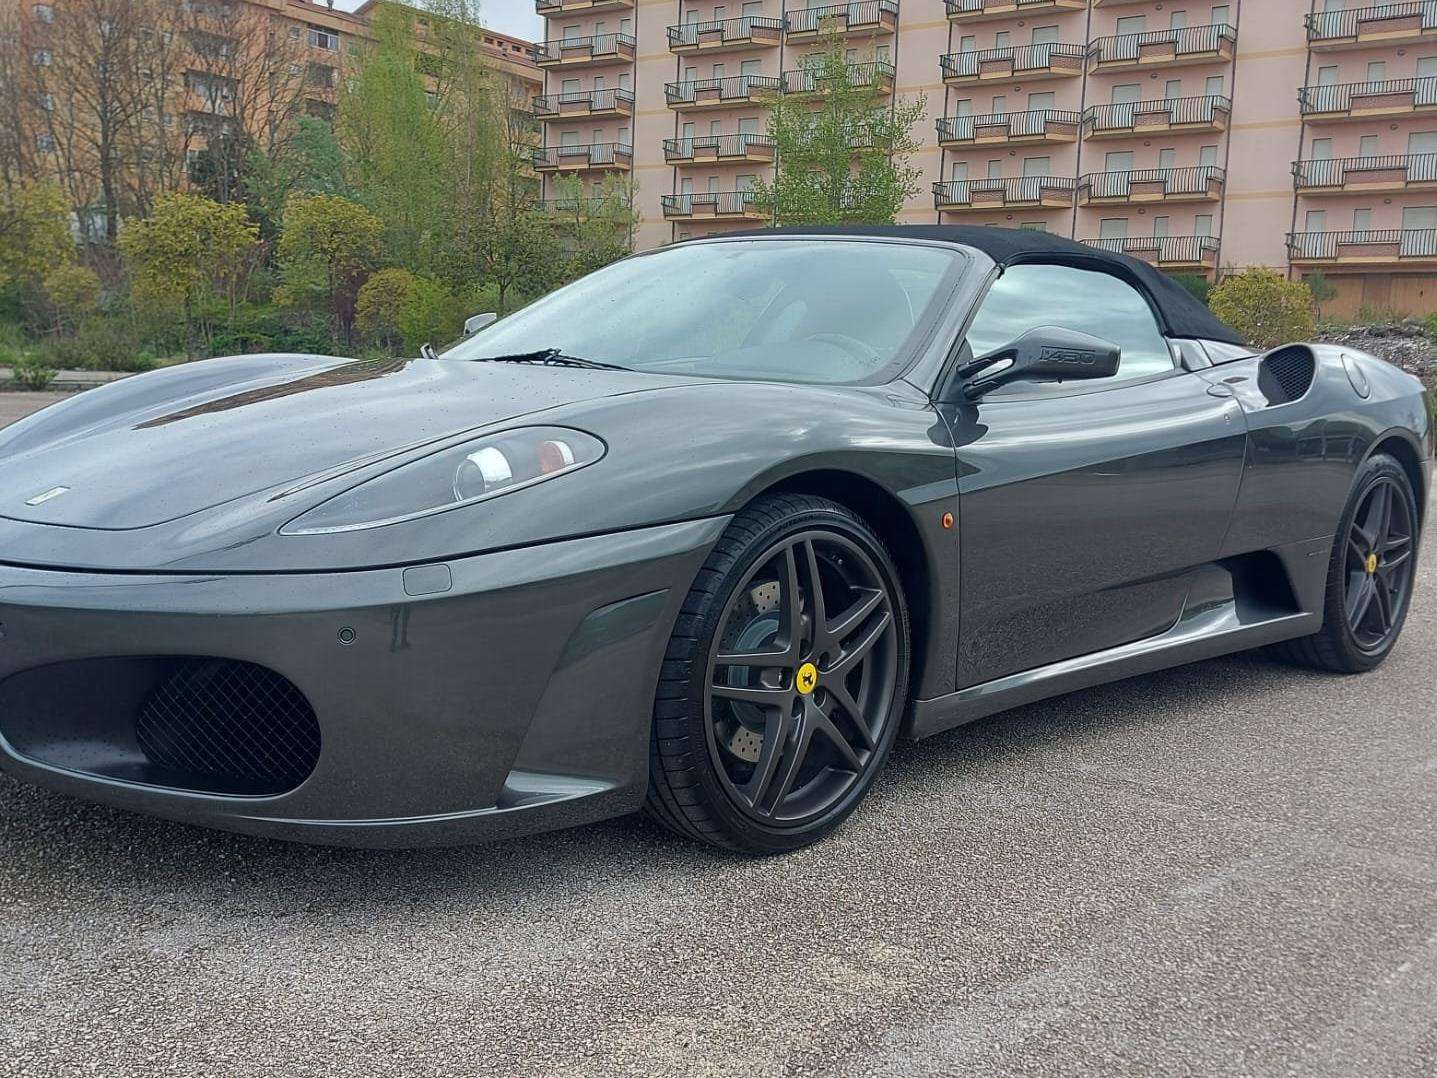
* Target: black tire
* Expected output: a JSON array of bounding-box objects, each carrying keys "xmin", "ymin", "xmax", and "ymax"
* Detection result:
[
  {"xmin": 1274, "ymin": 452, "xmax": 1420, "ymax": 673},
  {"xmin": 645, "ymin": 494, "xmax": 911, "ymax": 853}
]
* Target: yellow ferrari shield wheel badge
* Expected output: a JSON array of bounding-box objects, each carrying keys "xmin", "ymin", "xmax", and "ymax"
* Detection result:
[
  {"xmin": 1366, "ymin": 552, "xmax": 1379, "ymax": 575},
  {"xmin": 795, "ymin": 661, "xmax": 819, "ymax": 695}
]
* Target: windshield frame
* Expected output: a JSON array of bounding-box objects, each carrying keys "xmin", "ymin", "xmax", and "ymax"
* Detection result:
[{"xmin": 442, "ymin": 235, "xmax": 976, "ymax": 388}]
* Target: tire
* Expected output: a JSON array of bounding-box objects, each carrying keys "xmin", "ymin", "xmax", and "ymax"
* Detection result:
[
  {"xmin": 1274, "ymin": 452, "xmax": 1420, "ymax": 673},
  {"xmin": 645, "ymin": 494, "xmax": 911, "ymax": 853}
]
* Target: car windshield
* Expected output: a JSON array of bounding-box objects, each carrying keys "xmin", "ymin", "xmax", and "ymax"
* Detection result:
[{"xmin": 442, "ymin": 238, "xmax": 965, "ymax": 384}]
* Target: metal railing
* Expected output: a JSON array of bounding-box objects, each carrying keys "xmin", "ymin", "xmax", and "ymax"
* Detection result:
[
  {"xmin": 537, "ymin": 0, "xmax": 632, "ymax": 10},
  {"xmin": 787, "ymin": 0, "xmax": 898, "ymax": 34},
  {"xmin": 1079, "ymin": 165, "xmax": 1225, "ymax": 199},
  {"xmin": 665, "ymin": 73, "xmax": 783, "ymax": 104},
  {"xmin": 531, "ymin": 33, "xmax": 636, "ymax": 63},
  {"xmin": 1307, "ymin": 1, "xmax": 1437, "ymax": 42},
  {"xmin": 1082, "ymin": 235, "xmax": 1219, "ymax": 263},
  {"xmin": 664, "ymin": 133, "xmax": 776, "ymax": 159},
  {"xmin": 1287, "ymin": 229, "xmax": 1437, "ymax": 258},
  {"xmin": 940, "ymin": 42, "xmax": 1086, "ymax": 79},
  {"xmin": 532, "ymin": 88, "xmax": 634, "ymax": 115},
  {"xmin": 666, "ymin": 15, "xmax": 783, "ymax": 47},
  {"xmin": 783, "ymin": 61, "xmax": 895, "ymax": 92},
  {"xmin": 1293, "ymin": 152, "xmax": 1437, "ymax": 187},
  {"xmin": 946, "ymin": 0, "xmax": 1074, "ymax": 14},
  {"xmin": 1084, "ymin": 95, "xmax": 1231, "ymax": 132},
  {"xmin": 532, "ymin": 142, "xmax": 633, "ymax": 168},
  {"xmin": 933, "ymin": 175, "xmax": 1076, "ymax": 205},
  {"xmin": 1299, "ymin": 76, "xmax": 1437, "ymax": 113},
  {"xmin": 662, "ymin": 190, "xmax": 760, "ymax": 215},
  {"xmin": 937, "ymin": 108, "xmax": 1081, "ymax": 142},
  {"xmin": 1089, "ymin": 23, "xmax": 1237, "ymax": 64}
]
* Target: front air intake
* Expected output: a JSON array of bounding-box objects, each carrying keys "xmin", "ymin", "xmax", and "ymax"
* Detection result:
[{"xmin": 1257, "ymin": 346, "xmax": 1316, "ymax": 405}]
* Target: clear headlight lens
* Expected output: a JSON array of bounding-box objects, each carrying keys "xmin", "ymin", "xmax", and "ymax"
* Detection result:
[{"xmin": 282, "ymin": 426, "xmax": 605, "ymax": 534}]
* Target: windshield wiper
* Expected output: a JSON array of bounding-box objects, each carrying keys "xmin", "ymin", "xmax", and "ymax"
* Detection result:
[{"xmin": 470, "ymin": 348, "xmax": 634, "ymax": 372}]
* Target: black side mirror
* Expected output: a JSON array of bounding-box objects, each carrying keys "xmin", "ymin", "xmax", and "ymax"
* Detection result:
[{"xmin": 957, "ymin": 326, "xmax": 1122, "ymax": 400}]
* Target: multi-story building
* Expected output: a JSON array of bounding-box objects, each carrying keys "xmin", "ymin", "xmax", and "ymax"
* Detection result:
[{"xmin": 531, "ymin": 0, "xmax": 1437, "ymax": 316}]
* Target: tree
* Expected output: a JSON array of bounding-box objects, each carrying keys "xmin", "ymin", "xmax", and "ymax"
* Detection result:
[
  {"xmin": 0, "ymin": 181, "xmax": 72, "ymax": 291},
  {"xmin": 1305, "ymin": 271, "xmax": 1339, "ymax": 321},
  {"xmin": 751, "ymin": 31, "xmax": 923, "ymax": 225},
  {"xmin": 355, "ymin": 267, "xmax": 417, "ymax": 348},
  {"xmin": 276, "ymin": 194, "xmax": 383, "ymax": 346},
  {"xmin": 119, "ymin": 192, "xmax": 259, "ymax": 353},
  {"xmin": 1209, "ymin": 268, "xmax": 1316, "ymax": 348}
]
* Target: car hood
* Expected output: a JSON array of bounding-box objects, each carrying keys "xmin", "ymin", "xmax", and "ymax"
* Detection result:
[{"xmin": 0, "ymin": 354, "xmax": 701, "ymax": 530}]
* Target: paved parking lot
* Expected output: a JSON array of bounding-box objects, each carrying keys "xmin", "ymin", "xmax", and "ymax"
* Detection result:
[{"xmin": 1, "ymin": 392, "xmax": 1434, "ymax": 1077}]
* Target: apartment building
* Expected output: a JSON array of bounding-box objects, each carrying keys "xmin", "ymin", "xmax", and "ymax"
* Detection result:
[{"xmin": 531, "ymin": 0, "xmax": 1437, "ymax": 316}]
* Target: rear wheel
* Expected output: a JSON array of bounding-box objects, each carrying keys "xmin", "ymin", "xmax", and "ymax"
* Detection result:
[
  {"xmin": 1275, "ymin": 453, "xmax": 1419, "ymax": 673},
  {"xmin": 646, "ymin": 494, "xmax": 910, "ymax": 853}
]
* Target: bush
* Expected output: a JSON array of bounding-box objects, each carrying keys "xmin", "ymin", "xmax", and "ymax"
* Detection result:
[
  {"xmin": 1426, "ymin": 311, "xmax": 1437, "ymax": 341},
  {"xmin": 1169, "ymin": 273, "xmax": 1211, "ymax": 306},
  {"xmin": 1209, "ymin": 268, "xmax": 1316, "ymax": 349},
  {"xmin": 36, "ymin": 318, "xmax": 151, "ymax": 372},
  {"xmin": 355, "ymin": 268, "xmax": 418, "ymax": 349},
  {"xmin": 10, "ymin": 355, "xmax": 56, "ymax": 390}
]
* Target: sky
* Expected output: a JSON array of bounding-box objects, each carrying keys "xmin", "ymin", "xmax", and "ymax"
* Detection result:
[{"xmin": 331, "ymin": 0, "xmax": 544, "ymax": 42}]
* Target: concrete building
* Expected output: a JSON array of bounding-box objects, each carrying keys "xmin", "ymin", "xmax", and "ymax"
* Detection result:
[{"xmin": 531, "ymin": 0, "xmax": 1437, "ymax": 316}]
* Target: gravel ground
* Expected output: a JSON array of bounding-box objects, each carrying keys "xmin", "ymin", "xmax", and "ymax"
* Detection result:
[{"xmin": 2, "ymin": 402, "xmax": 1436, "ymax": 1077}]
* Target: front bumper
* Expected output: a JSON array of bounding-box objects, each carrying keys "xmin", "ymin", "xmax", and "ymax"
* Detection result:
[{"xmin": 0, "ymin": 517, "xmax": 727, "ymax": 847}]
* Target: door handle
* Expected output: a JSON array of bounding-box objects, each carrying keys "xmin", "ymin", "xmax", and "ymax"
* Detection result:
[{"xmin": 1206, "ymin": 384, "xmax": 1235, "ymax": 398}]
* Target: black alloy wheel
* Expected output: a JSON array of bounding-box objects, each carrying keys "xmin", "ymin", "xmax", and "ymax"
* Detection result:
[{"xmin": 647, "ymin": 494, "xmax": 910, "ymax": 852}]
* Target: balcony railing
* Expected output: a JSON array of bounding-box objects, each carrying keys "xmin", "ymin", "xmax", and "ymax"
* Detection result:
[
  {"xmin": 666, "ymin": 15, "xmax": 783, "ymax": 50},
  {"xmin": 1307, "ymin": 2, "xmax": 1437, "ymax": 46},
  {"xmin": 532, "ymin": 33, "xmax": 636, "ymax": 66},
  {"xmin": 1078, "ymin": 165, "xmax": 1225, "ymax": 201},
  {"xmin": 665, "ymin": 73, "xmax": 783, "ymax": 106},
  {"xmin": 933, "ymin": 175, "xmax": 1076, "ymax": 208},
  {"xmin": 536, "ymin": 0, "xmax": 632, "ymax": 12},
  {"xmin": 664, "ymin": 133, "xmax": 776, "ymax": 161},
  {"xmin": 1299, "ymin": 77, "xmax": 1437, "ymax": 115},
  {"xmin": 532, "ymin": 142, "xmax": 633, "ymax": 169},
  {"xmin": 786, "ymin": 0, "xmax": 899, "ymax": 37},
  {"xmin": 532, "ymin": 88, "xmax": 634, "ymax": 117},
  {"xmin": 662, "ymin": 190, "xmax": 763, "ymax": 217},
  {"xmin": 1088, "ymin": 23, "xmax": 1237, "ymax": 66},
  {"xmin": 945, "ymin": 0, "xmax": 1084, "ymax": 18},
  {"xmin": 1287, "ymin": 229, "xmax": 1437, "ymax": 260},
  {"xmin": 1293, "ymin": 153, "xmax": 1437, "ymax": 190},
  {"xmin": 783, "ymin": 61, "xmax": 895, "ymax": 93},
  {"xmin": 1082, "ymin": 235, "xmax": 1220, "ymax": 266},
  {"xmin": 1084, "ymin": 95, "xmax": 1231, "ymax": 135},
  {"xmin": 937, "ymin": 108, "xmax": 1081, "ymax": 143},
  {"xmin": 940, "ymin": 42, "xmax": 1087, "ymax": 81}
]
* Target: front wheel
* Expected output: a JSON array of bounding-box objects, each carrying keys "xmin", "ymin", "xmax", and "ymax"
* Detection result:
[{"xmin": 646, "ymin": 494, "xmax": 911, "ymax": 853}]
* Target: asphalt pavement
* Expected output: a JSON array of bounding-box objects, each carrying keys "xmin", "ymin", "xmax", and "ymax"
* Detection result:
[{"xmin": 1, "ymin": 392, "xmax": 1434, "ymax": 1077}]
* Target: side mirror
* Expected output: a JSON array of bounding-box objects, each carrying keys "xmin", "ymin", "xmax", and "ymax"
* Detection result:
[
  {"xmin": 959, "ymin": 326, "xmax": 1122, "ymax": 400},
  {"xmin": 464, "ymin": 312, "xmax": 498, "ymax": 336}
]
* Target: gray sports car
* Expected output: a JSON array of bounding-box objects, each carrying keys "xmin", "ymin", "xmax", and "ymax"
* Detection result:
[{"xmin": 0, "ymin": 226, "xmax": 1429, "ymax": 852}]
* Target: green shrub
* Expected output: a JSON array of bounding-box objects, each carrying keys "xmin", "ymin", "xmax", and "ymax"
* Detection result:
[
  {"xmin": 36, "ymin": 319, "xmax": 151, "ymax": 372},
  {"xmin": 10, "ymin": 355, "xmax": 56, "ymax": 389},
  {"xmin": 1209, "ymin": 268, "xmax": 1316, "ymax": 349},
  {"xmin": 1426, "ymin": 311, "xmax": 1437, "ymax": 341},
  {"xmin": 1169, "ymin": 273, "xmax": 1212, "ymax": 306},
  {"xmin": 355, "ymin": 268, "xmax": 418, "ymax": 349}
]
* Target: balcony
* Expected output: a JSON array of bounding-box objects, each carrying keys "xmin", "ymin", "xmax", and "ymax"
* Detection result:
[
  {"xmin": 1082, "ymin": 235, "xmax": 1220, "ymax": 272},
  {"xmin": 783, "ymin": 61, "xmax": 895, "ymax": 95},
  {"xmin": 532, "ymin": 142, "xmax": 633, "ymax": 172},
  {"xmin": 532, "ymin": 88, "xmax": 634, "ymax": 120},
  {"xmin": 786, "ymin": 0, "xmax": 899, "ymax": 42},
  {"xmin": 662, "ymin": 190, "xmax": 767, "ymax": 220},
  {"xmin": 945, "ymin": 0, "xmax": 1085, "ymax": 22},
  {"xmin": 1293, "ymin": 153, "xmax": 1437, "ymax": 195},
  {"xmin": 936, "ymin": 108, "xmax": 1081, "ymax": 147},
  {"xmin": 534, "ymin": 197, "xmax": 624, "ymax": 220},
  {"xmin": 1307, "ymin": 2, "xmax": 1437, "ymax": 51},
  {"xmin": 666, "ymin": 73, "xmax": 783, "ymax": 109},
  {"xmin": 940, "ymin": 43, "xmax": 1086, "ymax": 86},
  {"xmin": 664, "ymin": 133, "xmax": 776, "ymax": 164},
  {"xmin": 1287, "ymin": 229, "xmax": 1437, "ymax": 265},
  {"xmin": 1088, "ymin": 24, "xmax": 1237, "ymax": 72},
  {"xmin": 933, "ymin": 175, "xmax": 1076, "ymax": 211},
  {"xmin": 1299, "ymin": 77, "xmax": 1437, "ymax": 122},
  {"xmin": 1077, "ymin": 165, "xmax": 1225, "ymax": 205},
  {"xmin": 535, "ymin": 0, "xmax": 632, "ymax": 14},
  {"xmin": 667, "ymin": 15, "xmax": 783, "ymax": 55},
  {"xmin": 1084, "ymin": 95, "xmax": 1231, "ymax": 139},
  {"xmin": 532, "ymin": 33, "xmax": 635, "ymax": 69}
]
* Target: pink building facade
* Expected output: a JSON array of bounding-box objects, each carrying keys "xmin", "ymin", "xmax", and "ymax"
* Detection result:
[{"xmin": 532, "ymin": 0, "xmax": 1437, "ymax": 317}]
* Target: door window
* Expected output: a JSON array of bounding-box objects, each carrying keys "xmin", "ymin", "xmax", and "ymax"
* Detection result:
[{"xmin": 964, "ymin": 264, "xmax": 1175, "ymax": 383}]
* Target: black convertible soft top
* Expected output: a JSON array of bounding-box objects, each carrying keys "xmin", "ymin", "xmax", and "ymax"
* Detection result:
[{"xmin": 729, "ymin": 224, "xmax": 1246, "ymax": 347}]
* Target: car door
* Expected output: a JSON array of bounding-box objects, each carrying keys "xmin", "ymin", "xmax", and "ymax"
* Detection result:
[{"xmin": 937, "ymin": 261, "xmax": 1247, "ymax": 689}]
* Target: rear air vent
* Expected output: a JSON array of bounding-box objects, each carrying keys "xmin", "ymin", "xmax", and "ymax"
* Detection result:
[{"xmin": 1257, "ymin": 345, "xmax": 1316, "ymax": 405}]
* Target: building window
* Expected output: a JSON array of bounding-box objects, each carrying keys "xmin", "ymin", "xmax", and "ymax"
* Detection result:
[
  {"xmin": 31, "ymin": 49, "xmax": 52, "ymax": 66},
  {"xmin": 35, "ymin": 91, "xmax": 53, "ymax": 111},
  {"xmin": 32, "ymin": 4, "xmax": 54, "ymax": 22},
  {"xmin": 307, "ymin": 26, "xmax": 339, "ymax": 51},
  {"xmin": 306, "ymin": 62, "xmax": 337, "ymax": 88},
  {"xmin": 35, "ymin": 133, "xmax": 55, "ymax": 151}
]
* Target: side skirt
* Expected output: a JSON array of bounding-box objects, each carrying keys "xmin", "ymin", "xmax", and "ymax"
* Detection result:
[{"xmin": 906, "ymin": 600, "xmax": 1321, "ymax": 741}]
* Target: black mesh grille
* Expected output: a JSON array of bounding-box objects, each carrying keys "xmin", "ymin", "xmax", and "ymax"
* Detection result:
[
  {"xmin": 1258, "ymin": 347, "xmax": 1316, "ymax": 405},
  {"xmin": 135, "ymin": 660, "xmax": 320, "ymax": 794}
]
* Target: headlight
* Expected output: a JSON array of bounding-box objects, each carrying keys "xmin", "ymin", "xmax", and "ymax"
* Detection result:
[{"xmin": 282, "ymin": 426, "xmax": 605, "ymax": 534}]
